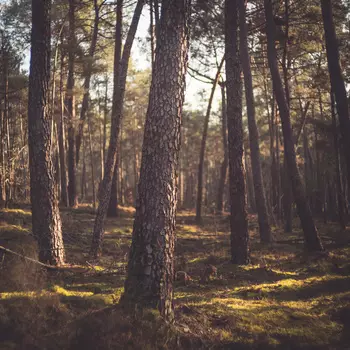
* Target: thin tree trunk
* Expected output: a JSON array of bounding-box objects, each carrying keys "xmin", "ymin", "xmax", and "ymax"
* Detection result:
[
  {"xmin": 88, "ymin": 115, "xmax": 96, "ymax": 209},
  {"xmin": 28, "ymin": 0, "xmax": 65, "ymax": 265},
  {"xmin": 225, "ymin": 0, "xmax": 249, "ymax": 264},
  {"xmin": 107, "ymin": 0, "xmax": 123, "ymax": 218},
  {"xmin": 196, "ymin": 55, "xmax": 224, "ymax": 224},
  {"xmin": 321, "ymin": 0, "xmax": 350, "ymax": 197},
  {"xmin": 90, "ymin": 0, "xmax": 144, "ymax": 259},
  {"xmin": 216, "ymin": 83, "xmax": 228, "ymax": 214},
  {"xmin": 239, "ymin": 0, "xmax": 271, "ymax": 243},
  {"xmin": 58, "ymin": 47, "xmax": 69, "ymax": 207},
  {"xmin": 331, "ymin": 92, "xmax": 347, "ymax": 229},
  {"xmin": 264, "ymin": 0, "xmax": 323, "ymax": 252},
  {"xmin": 66, "ymin": 0, "xmax": 77, "ymax": 207},
  {"xmin": 121, "ymin": 0, "xmax": 190, "ymax": 321},
  {"xmin": 76, "ymin": 0, "xmax": 100, "ymax": 166}
]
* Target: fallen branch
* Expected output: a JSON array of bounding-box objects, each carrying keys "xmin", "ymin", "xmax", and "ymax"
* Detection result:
[{"xmin": 0, "ymin": 245, "xmax": 60, "ymax": 270}]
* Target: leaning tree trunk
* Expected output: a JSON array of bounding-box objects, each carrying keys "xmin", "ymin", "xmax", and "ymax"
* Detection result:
[
  {"xmin": 66, "ymin": 0, "xmax": 77, "ymax": 207},
  {"xmin": 225, "ymin": 0, "xmax": 249, "ymax": 264},
  {"xmin": 107, "ymin": 0, "xmax": 123, "ymax": 218},
  {"xmin": 321, "ymin": 0, "xmax": 350, "ymax": 199},
  {"xmin": 75, "ymin": 0, "xmax": 100, "ymax": 166},
  {"xmin": 90, "ymin": 0, "xmax": 144, "ymax": 259},
  {"xmin": 196, "ymin": 55, "xmax": 224, "ymax": 224},
  {"xmin": 121, "ymin": 0, "xmax": 190, "ymax": 321},
  {"xmin": 28, "ymin": 0, "xmax": 65, "ymax": 265},
  {"xmin": 238, "ymin": 0, "xmax": 271, "ymax": 243},
  {"xmin": 264, "ymin": 0, "xmax": 323, "ymax": 252}
]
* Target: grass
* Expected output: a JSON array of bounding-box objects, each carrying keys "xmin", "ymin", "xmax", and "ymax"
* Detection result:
[{"xmin": 0, "ymin": 206, "xmax": 349, "ymax": 349}]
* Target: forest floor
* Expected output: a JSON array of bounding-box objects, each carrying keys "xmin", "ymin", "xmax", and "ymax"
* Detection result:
[{"xmin": 0, "ymin": 205, "xmax": 350, "ymax": 349}]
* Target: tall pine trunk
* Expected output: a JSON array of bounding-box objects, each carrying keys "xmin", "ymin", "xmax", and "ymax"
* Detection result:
[
  {"xmin": 225, "ymin": 0, "xmax": 249, "ymax": 264},
  {"xmin": 196, "ymin": 56, "xmax": 224, "ymax": 223},
  {"xmin": 90, "ymin": 0, "xmax": 144, "ymax": 259},
  {"xmin": 28, "ymin": 0, "xmax": 65, "ymax": 265},
  {"xmin": 76, "ymin": 0, "xmax": 100, "ymax": 166},
  {"xmin": 321, "ymin": 0, "xmax": 350, "ymax": 198},
  {"xmin": 66, "ymin": 0, "xmax": 77, "ymax": 207},
  {"xmin": 264, "ymin": 0, "xmax": 323, "ymax": 252},
  {"xmin": 216, "ymin": 83, "xmax": 228, "ymax": 214},
  {"xmin": 238, "ymin": 0, "xmax": 271, "ymax": 243},
  {"xmin": 107, "ymin": 0, "xmax": 123, "ymax": 218},
  {"xmin": 121, "ymin": 0, "xmax": 190, "ymax": 321}
]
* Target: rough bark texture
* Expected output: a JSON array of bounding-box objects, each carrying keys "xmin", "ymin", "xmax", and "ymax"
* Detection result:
[
  {"xmin": 321, "ymin": 0, "xmax": 350, "ymax": 197},
  {"xmin": 196, "ymin": 56, "xmax": 224, "ymax": 224},
  {"xmin": 107, "ymin": 0, "xmax": 123, "ymax": 218},
  {"xmin": 66, "ymin": 0, "xmax": 78, "ymax": 207},
  {"xmin": 216, "ymin": 83, "xmax": 228, "ymax": 214},
  {"xmin": 90, "ymin": 0, "xmax": 144, "ymax": 259},
  {"xmin": 75, "ymin": 0, "xmax": 100, "ymax": 166},
  {"xmin": 58, "ymin": 46, "xmax": 68, "ymax": 207},
  {"xmin": 225, "ymin": 0, "xmax": 249, "ymax": 265},
  {"xmin": 264, "ymin": 0, "xmax": 324, "ymax": 252},
  {"xmin": 238, "ymin": 0, "xmax": 271, "ymax": 243},
  {"xmin": 331, "ymin": 92, "xmax": 347, "ymax": 229},
  {"xmin": 121, "ymin": 0, "xmax": 190, "ymax": 321},
  {"xmin": 28, "ymin": 0, "xmax": 65, "ymax": 265}
]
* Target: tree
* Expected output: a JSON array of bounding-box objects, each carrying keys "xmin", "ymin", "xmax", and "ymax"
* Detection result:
[
  {"xmin": 107, "ymin": 0, "xmax": 123, "ymax": 218},
  {"xmin": 121, "ymin": 0, "xmax": 190, "ymax": 321},
  {"xmin": 90, "ymin": 0, "xmax": 145, "ymax": 259},
  {"xmin": 238, "ymin": 0, "xmax": 271, "ymax": 243},
  {"xmin": 225, "ymin": 0, "xmax": 249, "ymax": 264},
  {"xmin": 66, "ymin": 0, "xmax": 78, "ymax": 207},
  {"xmin": 196, "ymin": 55, "xmax": 224, "ymax": 223},
  {"xmin": 264, "ymin": 0, "xmax": 324, "ymax": 252},
  {"xmin": 321, "ymin": 0, "xmax": 350, "ymax": 199},
  {"xmin": 28, "ymin": 0, "xmax": 65, "ymax": 265}
]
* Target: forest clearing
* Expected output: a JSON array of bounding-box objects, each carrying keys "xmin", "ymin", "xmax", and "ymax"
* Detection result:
[{"xmin": 0, "ymin": 206, "xmax": 350, "ymax": 349}]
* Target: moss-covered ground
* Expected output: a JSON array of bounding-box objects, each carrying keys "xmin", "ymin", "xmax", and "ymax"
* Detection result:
[{"xmin": 0, "ymin": 206, "xmax": 350, "ymax": 349}]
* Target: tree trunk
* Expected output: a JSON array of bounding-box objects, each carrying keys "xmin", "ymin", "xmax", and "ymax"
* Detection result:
[
  {"xmin": 196, "ymin": 55, "xmax": 224, "ymax": 224},
  {"xmin": 264, "ymin": 0, "xmax": 323, "ymax": 252},
  {"xmin": 121, "ymin": 0, "xmax": 190, "ymax": 321},
  {"xmin": 28, "ymin": 0, "xmax": 65, "ymax": 265},
  {"xmin": 216, "ymin": 83, "xmax": 228, "ymax": 214},
  {"xmin": 225, "ymin": 0, "xmax": 249, "ymax": 264},
  {"xmin": 107, "ymin": 0, "xmax": 123, "ymax": 218},
  {"xmin": 331, "ymin": 92, "xmax": 347, "ymax": 229},
  {"xmin": 321, "ymin": 0, "xmax": 350, "ymax": 197},
  {"xmin": 58, "ymin": 46, "xmax": 69, "ymax": 207},
  {"xmin": 239, "ymin": 0, "xmax": 271, "ymax": 243},
  {"xmin": 90, "ymin": 0, "xmax": 144, "ymax": 259},
  {"xmin": 76, "ymin": 0, "xmax": 100, "ymax": 166},
  {"xmin": 66, "ymin": 0, "xmax": 78, "ymax": 207}
]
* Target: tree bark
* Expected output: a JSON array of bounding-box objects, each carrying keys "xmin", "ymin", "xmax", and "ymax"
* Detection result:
[
  {"xmin": 216, "ymin": 83, "xmax": 228, "ymax": 214},
  {"xmin": 225, "ymin": 0, "xmax": 249, "ymax": 264},
  {"xmin": 90, "ymin": 0, "xmax": 144, "ymax": 259},
  {"xmin": 264, "ymin": 0, "xmax": 323, "ymax": 252},
  {"xmin": 321, "ymin": 0, "xmax": 350, "ymax": 198},
  {"xmin": 331, "ymin": 92, "xmax": 347, "ymax": 229},
  {"xmin": 107, "ymin": 0, "xmax": 123, "ymax": 218},
  {"xmin": 66, "ymin": 0, "xmax": 78, "ymax": 207},
  {"xmin": 238, "ymin": 0, "xmax": 271, "ymax": 243},
  {"xmin": 28, "ymin": 0, "xmax": 65, "ymax": 265},
  {"xmin": 58, "ymin": 46, "xmax": 69, "ymax": 207},
  {"xmin": 121, "ymin": 0, "xmax": 190, "ymax": 321},
  {"xmin": 196, "ymin": 55, "xmax": 224, "ymax": 224},
  {"xmin": 76, "ymin": 0, "xmax": 100, "ymax": 166}
]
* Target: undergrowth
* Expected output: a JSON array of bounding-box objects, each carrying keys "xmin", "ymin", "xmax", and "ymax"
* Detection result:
[{"xmin": 0, "ymin": 206, "xmax": 349, "ymax": 349}]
